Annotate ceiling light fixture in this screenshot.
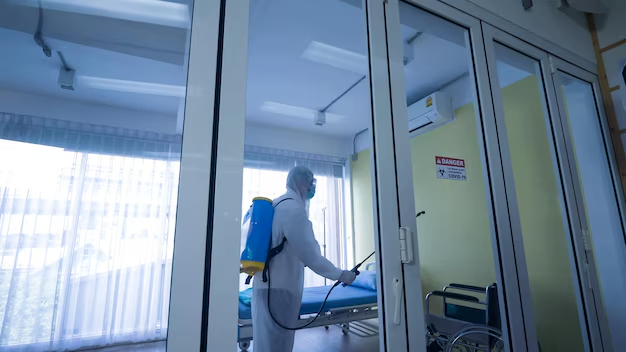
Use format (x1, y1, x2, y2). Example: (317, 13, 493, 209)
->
(301, 41, 368, 75)
(260, 102, 343, 121)
(79, 76, 186, 97)
(16, 0, 190, 28)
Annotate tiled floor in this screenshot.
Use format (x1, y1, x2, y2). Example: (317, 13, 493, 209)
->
(290, 325, 379, 352)
(89, 326, 379, 352)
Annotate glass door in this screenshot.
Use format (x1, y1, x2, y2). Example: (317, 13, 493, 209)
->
(205, 0, 418, 351)
(381, 1, 522, 351)
(550, 56, 626, 351)
(481, 23, 603, 352)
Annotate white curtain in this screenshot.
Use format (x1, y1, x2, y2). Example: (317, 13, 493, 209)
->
(0, 114, 180, 351)
(240, 146, 346, 290)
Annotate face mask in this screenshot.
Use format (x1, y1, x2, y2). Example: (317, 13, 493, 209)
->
(306, 183, 316, 199)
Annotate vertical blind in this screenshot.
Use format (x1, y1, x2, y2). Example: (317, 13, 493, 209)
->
(0, 114, 347, 350)
(0, 113, 180, 350)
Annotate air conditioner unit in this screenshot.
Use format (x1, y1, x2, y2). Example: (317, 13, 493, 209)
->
(408, 91, 454, 135)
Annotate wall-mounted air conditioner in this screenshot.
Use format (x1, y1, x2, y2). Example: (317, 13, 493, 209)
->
(408, 91, 454, 136)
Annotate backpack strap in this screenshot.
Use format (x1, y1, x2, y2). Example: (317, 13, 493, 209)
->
(261, 198, 293, 282)
(273, 197, 293, 208)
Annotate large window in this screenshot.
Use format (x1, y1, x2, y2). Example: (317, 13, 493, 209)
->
(239, 147, 345, 290)
(0, 0, 195, 348)
(0, 117, 181, 350)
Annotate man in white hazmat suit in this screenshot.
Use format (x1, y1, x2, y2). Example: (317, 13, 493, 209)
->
(252, 166, 357, 352)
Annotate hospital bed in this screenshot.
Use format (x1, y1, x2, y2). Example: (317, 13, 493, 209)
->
(425, 283, 503, 352)
(237, 274, 378, 351)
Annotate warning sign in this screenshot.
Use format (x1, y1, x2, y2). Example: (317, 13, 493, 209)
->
(435, 156, 466, 181)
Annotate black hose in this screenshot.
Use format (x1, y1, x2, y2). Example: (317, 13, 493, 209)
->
(266, 259, 339, 330)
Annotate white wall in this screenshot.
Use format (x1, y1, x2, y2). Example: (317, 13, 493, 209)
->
(445, 0, 595, 64)
(0, 89, 176, 134)
(244, 122, 351, 159)
(595, 0, 626, 49)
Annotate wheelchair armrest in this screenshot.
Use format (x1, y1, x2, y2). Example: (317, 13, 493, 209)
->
(427, 291, 480, 302)
(425, 291, 479, 314)
(447, 283, 486, 293)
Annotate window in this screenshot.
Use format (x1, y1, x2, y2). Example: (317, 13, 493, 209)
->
(0, 116, 180, 350)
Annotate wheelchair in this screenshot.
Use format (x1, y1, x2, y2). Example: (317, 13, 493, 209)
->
(425, 283, 503, 352)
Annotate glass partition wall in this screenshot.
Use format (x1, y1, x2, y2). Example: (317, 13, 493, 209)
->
(202, 1, 625, 352)
(482, 23, 623, 352)
(1, 1, 621, 352)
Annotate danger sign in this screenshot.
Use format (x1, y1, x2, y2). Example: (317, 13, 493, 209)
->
(436, 156, 466, 181)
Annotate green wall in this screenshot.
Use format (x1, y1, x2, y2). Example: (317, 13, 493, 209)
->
(350, 102, 496, 312)
(409, 102, 496, 298)
(502, 76, 583, 352)
(350, 76, 585, 351)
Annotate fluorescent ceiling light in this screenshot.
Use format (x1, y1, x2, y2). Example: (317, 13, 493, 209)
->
(79, 76, 186, 97)
(301, 41, 367, 75)
(16, 0, 190, 28)
(260, 102, 344, 120)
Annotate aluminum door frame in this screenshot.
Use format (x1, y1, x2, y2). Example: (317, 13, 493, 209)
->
(550, 55, 626, 352)
(166, 0, 231, 351)
(549, 57, 626, 244)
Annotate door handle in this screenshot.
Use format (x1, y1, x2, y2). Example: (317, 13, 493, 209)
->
(393, 277, 402, 325)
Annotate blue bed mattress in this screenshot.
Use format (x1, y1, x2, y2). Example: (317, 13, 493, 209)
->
(239, 285, 377, 320)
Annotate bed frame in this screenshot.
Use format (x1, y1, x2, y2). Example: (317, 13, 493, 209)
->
(237, 303, 378, 351)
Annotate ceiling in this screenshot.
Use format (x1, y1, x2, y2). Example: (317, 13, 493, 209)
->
(0, 0, 525, 140)
(0, 28, 185, 115)
(244, 0, 472, 137)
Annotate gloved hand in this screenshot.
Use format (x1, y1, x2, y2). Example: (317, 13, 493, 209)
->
(338, 270, 357, 286)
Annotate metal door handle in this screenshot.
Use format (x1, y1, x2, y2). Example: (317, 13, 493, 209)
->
(393, 277, 402, 325)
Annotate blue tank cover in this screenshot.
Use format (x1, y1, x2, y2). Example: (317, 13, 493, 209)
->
(240, 197, 274, 277)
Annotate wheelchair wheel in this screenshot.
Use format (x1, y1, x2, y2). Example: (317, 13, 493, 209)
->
(341, 323, 350, 335)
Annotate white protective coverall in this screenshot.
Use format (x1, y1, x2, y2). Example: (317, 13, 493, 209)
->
(251, 169, 345, 352)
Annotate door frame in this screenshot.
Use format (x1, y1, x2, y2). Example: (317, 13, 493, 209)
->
(166, 0, 231, 351)
(365, 0, 420, 349)
(550, 55, 626, 351)
(549, 57, 626, 240)
(482, 22, 605, 351)
(383, 1, 529, 351)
